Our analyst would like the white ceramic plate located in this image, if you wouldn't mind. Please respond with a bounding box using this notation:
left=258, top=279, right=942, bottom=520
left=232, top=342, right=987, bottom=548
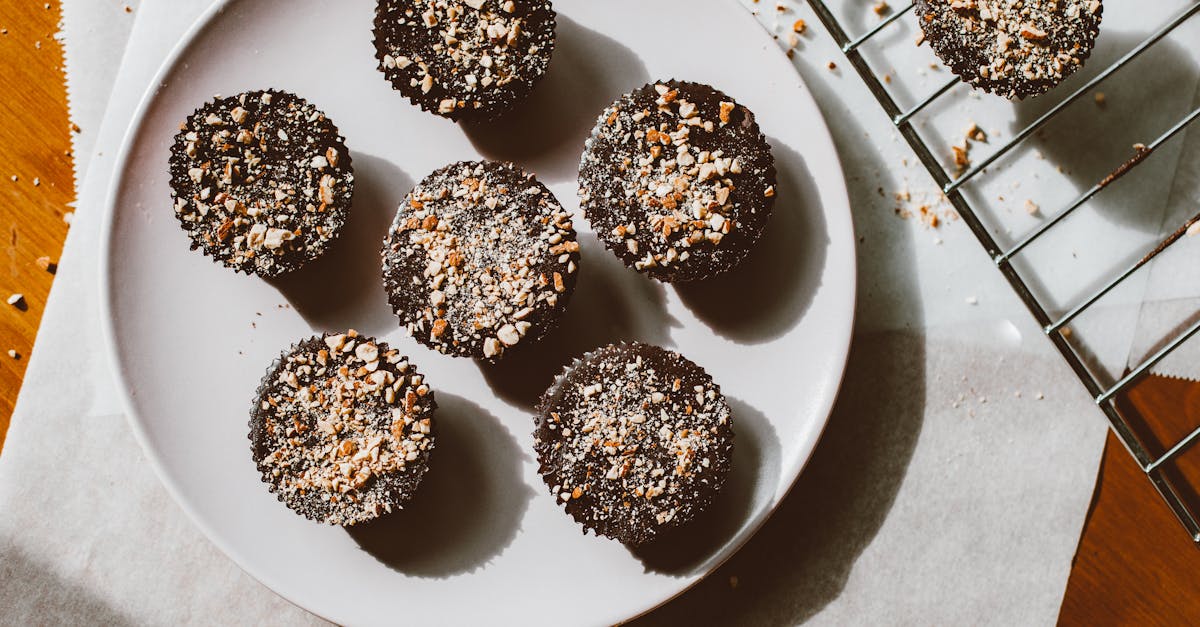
left=101, top=1, right=856, bottom=624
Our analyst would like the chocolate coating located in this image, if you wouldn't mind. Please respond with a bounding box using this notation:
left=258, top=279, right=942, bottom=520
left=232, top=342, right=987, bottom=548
left=381, top=161, right=579, bottom=361
left=579, top=80, right=776, bottom=283
left=168, top=90, right=354, bottom=278
left=249, top=331, right=436, bottom=526
left=534, top=342, right=734, bottom=546
left=373, top=0, right=557, bottom=121
left=916, top=0, right=1103, bottom=99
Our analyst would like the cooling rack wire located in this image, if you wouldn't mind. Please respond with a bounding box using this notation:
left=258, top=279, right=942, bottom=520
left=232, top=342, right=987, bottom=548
left=804, top=0, right=1200, bottom=541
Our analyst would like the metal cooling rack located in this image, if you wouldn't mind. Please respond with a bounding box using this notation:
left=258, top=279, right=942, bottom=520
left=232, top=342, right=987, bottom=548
left=806, top=0, right=1200, bottom=541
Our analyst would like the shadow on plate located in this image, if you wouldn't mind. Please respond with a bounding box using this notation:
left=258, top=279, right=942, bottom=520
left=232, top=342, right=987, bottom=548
left=463, top=15, right=649, bottom=183
left=478, top=233, right=674, bottom=409
left=675, top=140, right=830, bottom=345
left=630, top=66, right=929, bottom=620
left=631, top=332, right=928, bottom=625
left=631, top=398, right=782, bottom=577
left=269, top=154, right=409, bottom=337
left=347, top=393, right=534, bottom=578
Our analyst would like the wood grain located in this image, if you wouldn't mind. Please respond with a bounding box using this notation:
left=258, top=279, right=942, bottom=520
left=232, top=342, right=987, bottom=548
left=0, top=0, right=72, bottom=453
left=1060, top=376, right=1200, bottom=625
left=1, top=1, right=1200, bottom=622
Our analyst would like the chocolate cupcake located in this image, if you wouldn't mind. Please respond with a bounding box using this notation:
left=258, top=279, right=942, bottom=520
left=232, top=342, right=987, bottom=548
left=916, top=0, right=1104, bottom=99
left=373, top=0, right=557, bottom=121
left=249, top=331, right=436, bottom=526
left=579, top=80, right=776, bottom=283
left=534, top=342, right=735, bottom=546
left=169, top=90, right=355, bottom=277
left=382, top=161, right=579, bottom=361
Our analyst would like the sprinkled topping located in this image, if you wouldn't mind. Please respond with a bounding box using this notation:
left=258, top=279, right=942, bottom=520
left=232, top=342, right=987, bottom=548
left=916, top=0, right=1103, bottom=99
left=249, top=331, right=436, bottom=526
left=169, top=90, right=354, bottom=277
left=579, top=80, right=776, bottom=282
left=382, top=161, right=579, bottom=361
left=373, top=0, right=557, bottom=120
left=534, top=343, right=734, bottom=546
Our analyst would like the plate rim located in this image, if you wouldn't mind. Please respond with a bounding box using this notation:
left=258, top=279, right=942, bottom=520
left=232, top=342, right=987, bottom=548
left=97, top=0, right=858, bottom=623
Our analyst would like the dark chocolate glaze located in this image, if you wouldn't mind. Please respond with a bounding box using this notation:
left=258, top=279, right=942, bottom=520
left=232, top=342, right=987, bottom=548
left=579, top=80, right=776, bottom=283
left=916, top=0, right=1103, bottom=99
left=381, top=161, right=579, bottom=361
left=373, top=0, right=556, bottom=121
left=534, top=342, right=735, bottom=546
left=168, top=89, right=354, bottom=278
left=249, top=332, right=436, bottom=526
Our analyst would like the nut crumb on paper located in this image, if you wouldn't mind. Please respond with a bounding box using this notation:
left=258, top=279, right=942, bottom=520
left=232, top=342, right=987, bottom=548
left=965, top=123, right=987, bottom=143
left=950, top=121, right=991, bottom=176
left=893, top=186, right=958, bottom=230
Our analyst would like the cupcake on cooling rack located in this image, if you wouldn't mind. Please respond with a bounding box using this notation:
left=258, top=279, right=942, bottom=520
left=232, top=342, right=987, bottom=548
left=381, top=160, right=579, bottom=362
left=249, top=331, right=436, bottom=526
left=916, top=0, right=1104, bottom=99
left=169, top=90, right=355, bottom=278
left=373, top=0, right=557, bottom=121
left=534, top=342, right=735, bottom=546
left=579, top=80, right=777, bottom=283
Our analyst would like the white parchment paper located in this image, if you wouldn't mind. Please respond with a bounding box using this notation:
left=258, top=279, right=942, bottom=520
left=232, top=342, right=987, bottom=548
left=15, top=0, right=1198, bottom=623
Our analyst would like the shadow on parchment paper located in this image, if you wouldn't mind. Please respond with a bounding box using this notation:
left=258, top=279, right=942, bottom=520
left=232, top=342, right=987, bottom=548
left=348, top=394, right=534, bottom=578
left=999, top=33, right=1197, bottom=347
left=633, top=57, right=929, bottom=626
left=271, top=154, right=411, bottom=338
left=0, top=545, right=136, bottom=626
left=478, top=233, right=673, bottom=409
left=463, top=16, right=649, bottom=184
left=632, top=399, right=782, bottom=576
left=1013, top=33, right=1195, bottom=234
left=676, top=141, right=828, bottom=345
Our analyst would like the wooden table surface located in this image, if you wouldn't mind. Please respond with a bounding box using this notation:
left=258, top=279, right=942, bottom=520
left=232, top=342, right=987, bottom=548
left=2, top=1, right=1198, bottom=623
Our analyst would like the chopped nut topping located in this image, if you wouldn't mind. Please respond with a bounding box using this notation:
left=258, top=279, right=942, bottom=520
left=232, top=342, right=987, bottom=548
left=534, top=343, right=733, bottom=545
left=383, top=161, right=578, bottom=360
left=374, top=0, right=556, bottom=118
left=579, top=81, right=776, bottom=281
left=251, top=333, right=435, bottom=526
left=918, top=0, right=1103, bottom=99
left=169, top=90, right=353, bottom=276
